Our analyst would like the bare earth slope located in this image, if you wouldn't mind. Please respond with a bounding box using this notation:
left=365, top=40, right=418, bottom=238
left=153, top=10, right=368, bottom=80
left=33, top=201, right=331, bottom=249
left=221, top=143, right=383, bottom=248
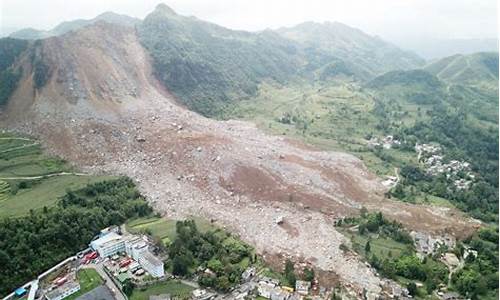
left=2, top=23, right=478, bottom=299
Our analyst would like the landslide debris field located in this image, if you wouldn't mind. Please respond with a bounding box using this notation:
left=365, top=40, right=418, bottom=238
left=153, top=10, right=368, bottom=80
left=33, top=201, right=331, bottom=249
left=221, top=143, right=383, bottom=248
left=2, top=23, right=479, bottom=297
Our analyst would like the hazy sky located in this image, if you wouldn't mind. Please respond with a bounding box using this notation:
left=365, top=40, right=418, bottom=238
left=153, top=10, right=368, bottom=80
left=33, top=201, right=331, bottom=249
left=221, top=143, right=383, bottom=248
left=1, top=0, right=498, bottom=41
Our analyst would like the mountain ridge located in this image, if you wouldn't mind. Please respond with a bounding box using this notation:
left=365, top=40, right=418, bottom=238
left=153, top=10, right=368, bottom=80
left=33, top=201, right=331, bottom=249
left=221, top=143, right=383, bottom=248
left=9, top=11, right=140, bottom=40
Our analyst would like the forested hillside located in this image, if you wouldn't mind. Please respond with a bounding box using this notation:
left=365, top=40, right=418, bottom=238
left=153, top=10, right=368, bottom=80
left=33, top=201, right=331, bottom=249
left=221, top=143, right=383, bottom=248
left=138, top=4, right=302, bottom=116
left=0, top=38, right=28, bottom=105
left=138, top=4, right=425, bottom=117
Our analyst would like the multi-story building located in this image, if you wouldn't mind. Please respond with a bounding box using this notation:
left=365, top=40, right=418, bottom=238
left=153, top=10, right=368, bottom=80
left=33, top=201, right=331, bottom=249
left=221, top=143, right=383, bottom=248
left=90, top=232, right=125, bottom=257
left=125, top=237, right=164, bottom=278
left=90, top=232, right=164, bottom=278
left=138, top=251, right=164, bottom=278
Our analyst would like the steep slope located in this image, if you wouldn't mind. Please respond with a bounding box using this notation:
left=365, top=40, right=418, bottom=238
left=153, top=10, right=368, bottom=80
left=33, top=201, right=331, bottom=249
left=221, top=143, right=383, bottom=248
left=277, top=21, right=425, bottom=77
left=9, top=12, right=140, bottom=40
left=138, top=4, right=302, bottom=117
left=1, top=22, right=478, bottom=299
left=424, top=52, right=499, bottom=85
left=0, top=38, right=28, bottom=105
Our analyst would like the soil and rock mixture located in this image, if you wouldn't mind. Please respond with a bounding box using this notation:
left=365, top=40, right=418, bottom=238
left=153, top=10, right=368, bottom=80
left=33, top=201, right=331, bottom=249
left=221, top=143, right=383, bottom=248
left=2, top=22, right=479, bottom=299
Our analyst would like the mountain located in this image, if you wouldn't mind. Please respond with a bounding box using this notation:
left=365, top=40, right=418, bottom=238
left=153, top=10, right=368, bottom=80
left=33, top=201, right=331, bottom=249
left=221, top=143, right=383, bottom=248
left=0, top=13, right=479, bottom=298
left=9, top=11, right=140, bottom=40
left=137, top=4, right=302, bottom=116
left=277, top=21, right=425, bottom=77
left=137, top=5, right=426, bottom=117
left=424, top=52, right=499, bottom=85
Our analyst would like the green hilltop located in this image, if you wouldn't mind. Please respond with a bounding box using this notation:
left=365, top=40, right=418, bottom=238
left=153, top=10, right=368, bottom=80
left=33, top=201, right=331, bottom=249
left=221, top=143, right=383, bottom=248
left=424, top=52, right=498, bottom=85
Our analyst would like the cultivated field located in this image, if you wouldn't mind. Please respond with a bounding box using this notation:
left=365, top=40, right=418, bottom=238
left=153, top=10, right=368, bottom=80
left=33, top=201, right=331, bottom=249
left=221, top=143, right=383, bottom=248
left=0, top=132, right=116, bottom=218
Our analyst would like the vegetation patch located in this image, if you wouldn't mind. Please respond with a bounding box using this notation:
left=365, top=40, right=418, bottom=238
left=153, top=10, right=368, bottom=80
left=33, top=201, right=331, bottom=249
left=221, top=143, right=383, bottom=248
left=337, top=211, right=448, bottom=298
left=167, top=220, right=254, bottom=292
left=451, top=227, right=499, bottom=300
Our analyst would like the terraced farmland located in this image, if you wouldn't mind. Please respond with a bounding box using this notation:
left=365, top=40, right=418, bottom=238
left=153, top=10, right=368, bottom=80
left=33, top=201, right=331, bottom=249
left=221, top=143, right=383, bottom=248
left=0, top=132, right=116, bottom=218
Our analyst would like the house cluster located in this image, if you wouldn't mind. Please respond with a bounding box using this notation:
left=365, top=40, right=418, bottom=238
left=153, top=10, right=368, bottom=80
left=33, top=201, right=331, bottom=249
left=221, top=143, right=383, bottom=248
left=415, top=143, right=474, bottom=190
left=255, top=276, right=320, bottom=300
left=367, top=135, right=401, bottom=149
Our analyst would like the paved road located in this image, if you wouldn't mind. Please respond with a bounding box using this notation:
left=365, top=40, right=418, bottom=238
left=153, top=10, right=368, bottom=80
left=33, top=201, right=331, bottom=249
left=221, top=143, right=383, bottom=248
left=84, top=264, right=126, bottom=300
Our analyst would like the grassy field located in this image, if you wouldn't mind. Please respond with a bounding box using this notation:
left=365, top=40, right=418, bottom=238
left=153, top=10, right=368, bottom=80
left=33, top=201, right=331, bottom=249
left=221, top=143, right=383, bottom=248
left=0, top=132, right=116, bottom=218
left=65, top=268, right=104, bottom=300
left=338, top=227, right=410, bottom=261
left=129, top=280, right=194, bottom=300
left=352, top=232, right=410, bottom=260
left=126, top=216, right=216, bottom=245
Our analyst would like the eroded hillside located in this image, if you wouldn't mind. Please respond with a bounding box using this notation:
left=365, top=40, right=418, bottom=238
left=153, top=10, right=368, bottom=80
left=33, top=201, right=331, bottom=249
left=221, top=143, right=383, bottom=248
left=2, top=22, right=479, bottom=298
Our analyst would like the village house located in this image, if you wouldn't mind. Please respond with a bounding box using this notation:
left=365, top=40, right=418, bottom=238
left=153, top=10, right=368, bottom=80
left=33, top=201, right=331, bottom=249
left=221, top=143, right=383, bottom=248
left=295, top=280, right=311, bottom=295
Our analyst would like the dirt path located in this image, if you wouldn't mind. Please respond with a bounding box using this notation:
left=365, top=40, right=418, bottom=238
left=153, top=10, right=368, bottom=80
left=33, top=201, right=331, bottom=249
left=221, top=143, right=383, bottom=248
left=0, top=137, right=34, bottom=141
left=0, top=172, right=88, bottom=180
left=0, top=142, right=39, bottom=153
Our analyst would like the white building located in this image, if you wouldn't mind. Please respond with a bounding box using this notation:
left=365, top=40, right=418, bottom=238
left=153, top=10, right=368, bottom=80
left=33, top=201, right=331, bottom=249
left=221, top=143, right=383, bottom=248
left=45, top=282, right=80, bottom=300
left=125, top=236, right=164, bottom=278
left=90, top=232, right=126, bottom=257
left=91, top=232, right=164, bottom=278
left=295, top=280, right=311, bottom=295
left=138, top=251, right=164, bottom=278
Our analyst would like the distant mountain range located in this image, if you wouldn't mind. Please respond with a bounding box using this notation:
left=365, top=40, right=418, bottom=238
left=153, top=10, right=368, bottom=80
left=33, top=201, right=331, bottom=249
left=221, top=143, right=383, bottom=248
left=277, top=21, right=424, bottom=77
left=394, top=37, right=498, bottom=60
left=9, top=12, right=140, bottom=40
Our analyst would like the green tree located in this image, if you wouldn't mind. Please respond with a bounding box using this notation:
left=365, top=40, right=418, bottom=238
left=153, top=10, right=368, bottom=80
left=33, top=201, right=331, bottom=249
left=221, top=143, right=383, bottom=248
left=365, top=241, right=371, bottom=253
left=284, top=259, right=297, bottom=287
left=407, top=282, right=417, bottom=296
left=303, top=267, right=314, bottom=281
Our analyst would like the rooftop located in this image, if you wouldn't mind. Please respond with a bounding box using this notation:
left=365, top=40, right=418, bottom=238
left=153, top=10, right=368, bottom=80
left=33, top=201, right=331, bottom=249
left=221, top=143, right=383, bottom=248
left=91, top=232, right=123, bottom=248
left=141, top=250, right=163, bottom=266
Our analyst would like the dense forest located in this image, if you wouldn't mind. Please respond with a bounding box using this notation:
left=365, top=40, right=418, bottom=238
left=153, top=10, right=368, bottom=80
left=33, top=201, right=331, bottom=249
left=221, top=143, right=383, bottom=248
left=0, top=177, right=152, bottom=296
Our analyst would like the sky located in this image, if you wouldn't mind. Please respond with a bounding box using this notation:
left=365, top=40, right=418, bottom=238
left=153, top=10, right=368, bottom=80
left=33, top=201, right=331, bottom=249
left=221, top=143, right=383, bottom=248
left=0, top=0, right=498, bottom=42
